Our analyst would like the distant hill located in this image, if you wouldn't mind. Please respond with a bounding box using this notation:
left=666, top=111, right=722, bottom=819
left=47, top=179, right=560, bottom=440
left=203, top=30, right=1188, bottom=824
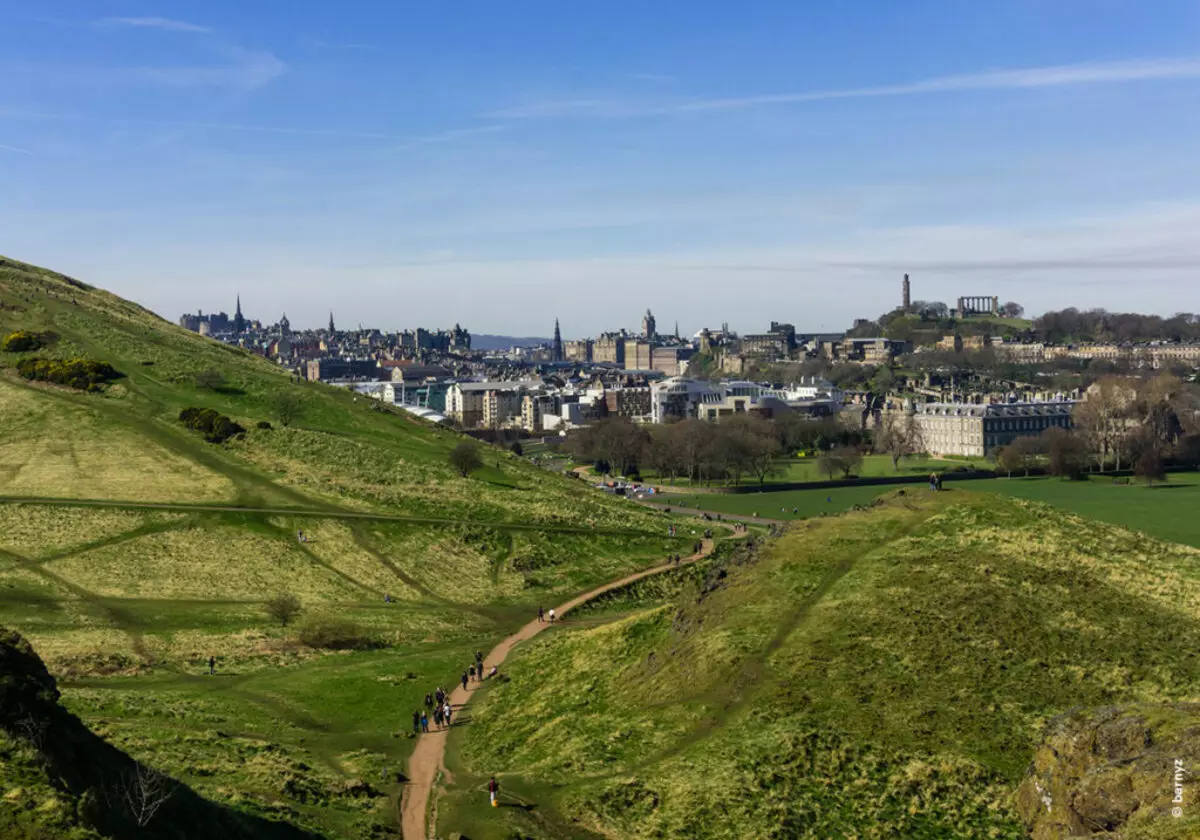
left=471, top=333, right=551, bottom=351
left=452, top=491, right=1200, bottom=839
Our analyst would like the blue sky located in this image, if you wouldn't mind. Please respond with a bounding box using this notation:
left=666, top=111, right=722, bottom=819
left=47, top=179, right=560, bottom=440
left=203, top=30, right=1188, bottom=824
left=3, top=1, right=1200, bottom=336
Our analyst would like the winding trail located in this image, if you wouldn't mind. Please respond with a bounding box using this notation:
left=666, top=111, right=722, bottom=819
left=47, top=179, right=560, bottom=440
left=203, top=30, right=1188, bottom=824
left=400, top=538, right=716, bottom=840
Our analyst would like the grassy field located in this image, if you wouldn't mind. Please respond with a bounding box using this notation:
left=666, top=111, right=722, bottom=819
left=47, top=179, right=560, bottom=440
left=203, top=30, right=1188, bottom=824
left=0, top=255, right=685, bottom=838
left=450, top=492, right=1200, bottom=839
left=639, top=452, right=992, bottom=488
left=665, top=471, right=1200, bottom=547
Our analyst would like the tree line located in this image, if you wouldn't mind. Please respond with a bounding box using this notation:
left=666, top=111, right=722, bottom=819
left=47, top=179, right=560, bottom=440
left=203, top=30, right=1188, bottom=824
left=563, top=414, right=868, bottom=485
left=997, top=374, right=1200, bottom=484
left=1033, top=309, right=1200, bottom=345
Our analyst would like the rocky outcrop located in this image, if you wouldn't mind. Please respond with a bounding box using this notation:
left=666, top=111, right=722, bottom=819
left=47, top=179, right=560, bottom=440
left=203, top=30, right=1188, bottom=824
left=0, top=626, right=324, bottom=840
left=1017, top=705, right=1200, bottom=839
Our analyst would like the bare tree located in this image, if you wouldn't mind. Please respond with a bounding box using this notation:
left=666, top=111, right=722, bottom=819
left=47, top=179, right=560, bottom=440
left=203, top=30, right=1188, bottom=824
left=1074, top=377, right=1135, bottom=471
left=118, top=763, right=175, bottom=828
left=995, top=444, right=1022, bottom=478
left=873, top=410, right=925, bottom=471
left=1042, top=428, right=1088, bottom=480
left=273, top=391, right=306, bottom=427
left=264, top=593, right=302, bottom=627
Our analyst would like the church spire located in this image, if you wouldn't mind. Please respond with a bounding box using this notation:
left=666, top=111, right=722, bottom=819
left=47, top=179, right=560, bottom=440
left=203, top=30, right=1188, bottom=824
left=552, top=318, right=564, bottom=362
left=328, top=310, right=335, bottom=335
left=233, top=294, right=245, bottom=334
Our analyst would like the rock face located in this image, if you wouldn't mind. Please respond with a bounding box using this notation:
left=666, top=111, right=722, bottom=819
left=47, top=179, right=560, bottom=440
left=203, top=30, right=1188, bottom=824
left=0, top=626, right=323, bottom=840
left=1016, top=705, right=1200, bottom=839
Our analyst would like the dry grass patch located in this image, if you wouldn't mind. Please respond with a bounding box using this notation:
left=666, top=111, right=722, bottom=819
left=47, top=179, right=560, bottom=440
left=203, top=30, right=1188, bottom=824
left=45, top=526, right=367, bottom=601
left=0, top=504, right=183, bottom=560
left=0, top=379, right=236, bottom=502
left=267, top=518, right=422, bottom=600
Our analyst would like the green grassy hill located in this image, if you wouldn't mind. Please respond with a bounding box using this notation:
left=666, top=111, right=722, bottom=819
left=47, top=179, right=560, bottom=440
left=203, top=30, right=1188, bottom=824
left=0, top=256, right=683, bottom=838
left=449, top=490, right=1200, bottom=839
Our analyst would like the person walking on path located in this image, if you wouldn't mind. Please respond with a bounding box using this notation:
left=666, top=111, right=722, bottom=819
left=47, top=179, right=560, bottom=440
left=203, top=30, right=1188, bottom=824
left=412, top=710, right=421, bottom=735
left=548, top=608, right=556, bottom=623
left=469, top=664, right=476, bottom=682
left=443, top=701, right=453, bottom=726
left=461, top=671, right=469, bottom=691
left=538, top=606, right=545, bottom=622
left=420, top=710, right=429, bottom=733
left=207, top=656, right=215, bottom=676
left=488, top=776, right=499, bottom=807
left=433, top=705, right=443, bottom=730
left=424, top=692, right=434, bottom=710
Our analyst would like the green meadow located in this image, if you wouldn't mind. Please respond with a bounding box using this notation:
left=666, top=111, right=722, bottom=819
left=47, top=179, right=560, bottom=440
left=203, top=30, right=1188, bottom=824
left=0, top=256, right=684, bottom=838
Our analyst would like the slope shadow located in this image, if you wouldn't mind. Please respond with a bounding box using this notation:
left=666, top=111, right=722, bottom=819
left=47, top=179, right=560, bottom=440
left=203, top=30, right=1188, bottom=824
left=1, top=626, right=324, bottom=840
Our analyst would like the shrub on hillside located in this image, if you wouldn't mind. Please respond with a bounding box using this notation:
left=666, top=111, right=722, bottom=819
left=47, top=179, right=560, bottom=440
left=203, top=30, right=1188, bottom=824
left=15, top=357, right=121, bottom=391
left=450, top=440, right=483, bottom=477
left=297, top=615, right=376, bottom=650
left=264, top=594, right=302, bottom=627
left=178, top=406, right=245, bottom=444
left=256, top=420, right=273, bottom=430
left=1, top=331, right=54, bottom=352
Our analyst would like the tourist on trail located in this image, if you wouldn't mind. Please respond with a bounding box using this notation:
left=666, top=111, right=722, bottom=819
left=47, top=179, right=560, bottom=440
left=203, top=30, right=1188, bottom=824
left=548, top=608, right=556, bottom=623
left=208, top=655, right=216, bottom=676
left=444, top=701, right=453, bottom=726
left=433, top=705, right=443, bottom=729
left=425, top=692, right=434, bottom=709
left=469, top=664, right=476, bottom=682
left=489, top=776, right=499, bottom=807
left=538, top=606, right=545, bottom=622
left=489, top=665, right=497, bottom=679
left=475, top=650, right=484, bottom=667
left=462, top=671, right=469, bottom=691
left=412, top=710, right=421, bottom=735
left=436, top=687, right=445, bottom=706
left=420, top=711, right=429, bottom=733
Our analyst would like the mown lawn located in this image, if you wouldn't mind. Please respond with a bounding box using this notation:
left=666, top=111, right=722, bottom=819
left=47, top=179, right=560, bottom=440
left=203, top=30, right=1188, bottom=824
left=641, top=452, right=991, bottom=488
left=666, top=472, right=1200, bottom=547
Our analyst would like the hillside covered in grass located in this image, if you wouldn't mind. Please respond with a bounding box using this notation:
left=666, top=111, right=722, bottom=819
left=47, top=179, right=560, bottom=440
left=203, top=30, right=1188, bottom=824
left=451, top=490, right=1200, bottom=839
left=0, top=255, right=684, bottom=838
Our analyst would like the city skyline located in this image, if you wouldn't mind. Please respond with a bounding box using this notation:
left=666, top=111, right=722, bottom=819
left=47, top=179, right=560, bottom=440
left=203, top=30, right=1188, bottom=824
left=3, top=1, right=1200, bottom=333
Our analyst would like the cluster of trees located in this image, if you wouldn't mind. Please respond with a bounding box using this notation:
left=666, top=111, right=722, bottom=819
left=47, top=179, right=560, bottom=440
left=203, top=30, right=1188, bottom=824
left=996, top=374, right=1200, bottom=484
left=16, top=357, right=122, bottom=391
left=1034, top=309, right=1200, bottom=345
left=0, top=330, right=54, bottom=352
left=178, top=407, right=245, bottom=444
left=563, top=414, right=868, bottom=485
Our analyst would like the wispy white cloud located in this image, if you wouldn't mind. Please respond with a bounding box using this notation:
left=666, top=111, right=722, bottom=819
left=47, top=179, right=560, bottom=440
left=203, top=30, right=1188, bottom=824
left=391, top=124, right=507, bottom=151
left=492, top=57, right=1200, bottom=118
left=97, top=16, right=211, bottom=35
left=0, top=143, right=32, bottom=155
left=104, top=48, right=286, bottom=90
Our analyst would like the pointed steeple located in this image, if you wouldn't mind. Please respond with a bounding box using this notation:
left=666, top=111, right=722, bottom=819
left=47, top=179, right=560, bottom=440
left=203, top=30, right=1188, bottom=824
left=552, top=318, right=564, bottom=362
left=233, top=294, right=245, bottom=334
left=328, top=310, right=335, bottom=335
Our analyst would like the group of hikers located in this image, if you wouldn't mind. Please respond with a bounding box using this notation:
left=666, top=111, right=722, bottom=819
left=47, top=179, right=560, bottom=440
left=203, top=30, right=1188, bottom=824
left=928, top=473, right=944, bottom=491
left=537, top=605, right=556, bottom=623
left=413, top=651, right=498, bottom=736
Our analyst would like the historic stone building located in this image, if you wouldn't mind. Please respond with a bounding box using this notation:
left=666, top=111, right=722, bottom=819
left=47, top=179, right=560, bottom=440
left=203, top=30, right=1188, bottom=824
left=913, top=401, right=1075, bottom=457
